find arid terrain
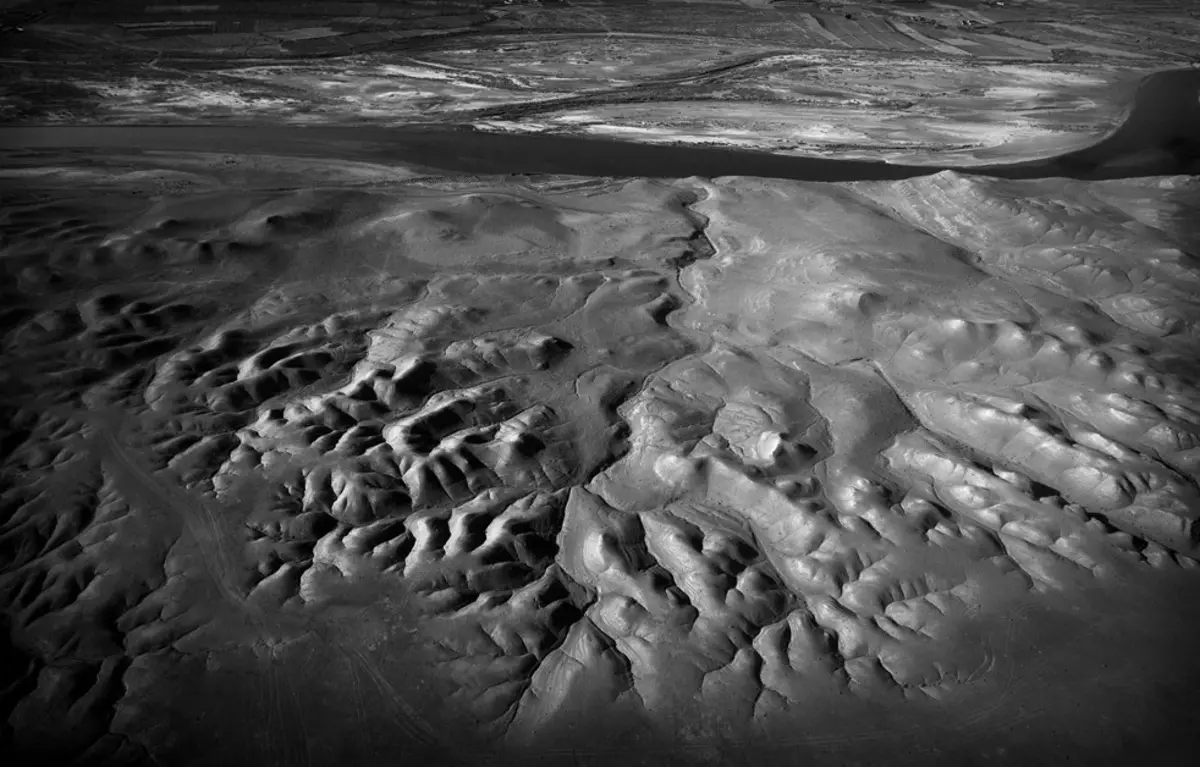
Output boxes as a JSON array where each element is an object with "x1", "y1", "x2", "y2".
[{"x1": 2, "y1": 2, "x2": 1200, "y2": 766}]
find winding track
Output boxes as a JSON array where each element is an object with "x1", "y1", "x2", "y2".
[{"x1": 94, "y1": 410, "x2": 461, "y2": 765}]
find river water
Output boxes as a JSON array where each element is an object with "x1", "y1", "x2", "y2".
[{"x1": 0, "y1": 69, "x2": 1197, "y2": 182}]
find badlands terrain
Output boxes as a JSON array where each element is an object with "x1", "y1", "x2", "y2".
[{"x1": 2, "y1": 1, "x2": 1200, "y2": 766}]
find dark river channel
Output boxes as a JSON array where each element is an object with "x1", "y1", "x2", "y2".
[{"x1": 1, "y1": 68, "x2": 1197, "y2": 182}]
